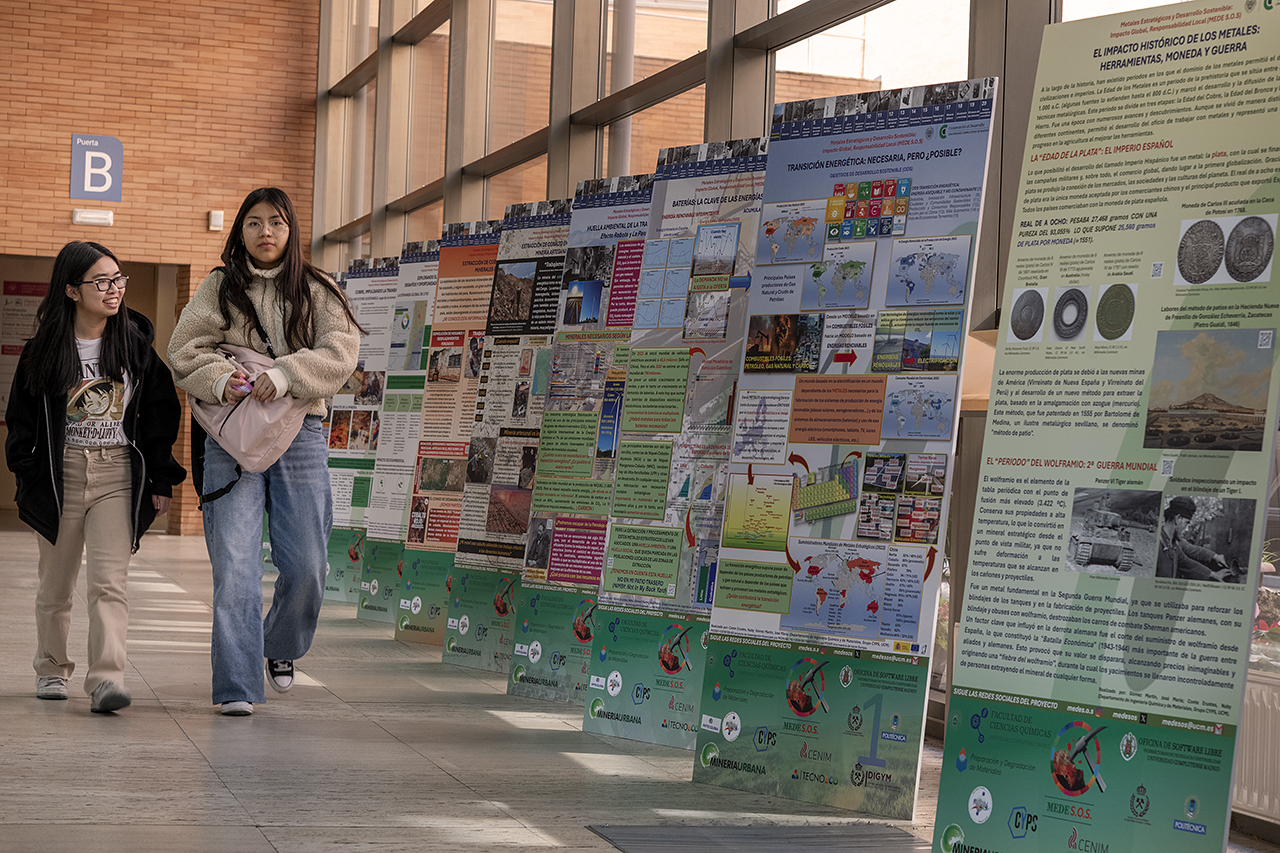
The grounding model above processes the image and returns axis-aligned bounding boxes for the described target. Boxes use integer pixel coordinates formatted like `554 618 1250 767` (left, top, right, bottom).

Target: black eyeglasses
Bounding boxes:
74 275 129 292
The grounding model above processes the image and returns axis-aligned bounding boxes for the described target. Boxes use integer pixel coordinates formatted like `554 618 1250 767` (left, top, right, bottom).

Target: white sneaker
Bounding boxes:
220 701 254 716
36 676 68 700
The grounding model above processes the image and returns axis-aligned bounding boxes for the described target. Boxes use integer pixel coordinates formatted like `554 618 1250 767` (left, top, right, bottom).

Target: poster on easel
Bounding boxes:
444 199 572 671
330 256 399 531
332 242 450 638
322 257 399 618
507 175 656 703
378 241 448 642
323 270 359 603
582 138 768 748
934 5 1277 852
397 221 503 632
692 79 998 818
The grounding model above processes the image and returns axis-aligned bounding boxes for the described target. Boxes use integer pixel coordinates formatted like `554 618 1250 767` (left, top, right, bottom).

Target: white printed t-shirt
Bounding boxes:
66 337 132 447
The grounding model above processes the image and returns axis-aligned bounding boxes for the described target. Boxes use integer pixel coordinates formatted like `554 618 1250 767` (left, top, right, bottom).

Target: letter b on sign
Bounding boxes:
70 134 123 202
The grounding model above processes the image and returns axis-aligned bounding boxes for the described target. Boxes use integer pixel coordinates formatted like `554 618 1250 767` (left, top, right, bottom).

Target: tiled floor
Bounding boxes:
1 522 1277 852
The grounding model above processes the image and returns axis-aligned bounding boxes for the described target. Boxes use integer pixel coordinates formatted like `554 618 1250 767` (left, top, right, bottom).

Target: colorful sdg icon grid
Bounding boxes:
825 178 912 240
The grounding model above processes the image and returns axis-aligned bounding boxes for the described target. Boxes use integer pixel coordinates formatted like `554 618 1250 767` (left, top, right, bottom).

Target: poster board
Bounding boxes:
331 256 399 533
507 176 656 702
582 138 768 748
693 79 998 818
395 222 503 631
934 5 1277 852
444 199 572 670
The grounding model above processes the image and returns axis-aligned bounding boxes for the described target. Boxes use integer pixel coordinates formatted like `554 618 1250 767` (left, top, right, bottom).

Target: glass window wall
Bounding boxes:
343 80 377 224
604 84 705 178
485 155 549 220
489 0 554 153
605 0 708 98
348 0 380 71
409 24 450 191
773 0 969 104
406 201 445 243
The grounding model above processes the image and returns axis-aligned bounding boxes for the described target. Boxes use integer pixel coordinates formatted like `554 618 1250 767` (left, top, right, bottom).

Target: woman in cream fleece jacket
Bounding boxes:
169 187 361 716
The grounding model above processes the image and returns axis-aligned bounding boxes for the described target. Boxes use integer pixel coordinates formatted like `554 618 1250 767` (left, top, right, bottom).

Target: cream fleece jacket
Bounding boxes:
168 264 360 417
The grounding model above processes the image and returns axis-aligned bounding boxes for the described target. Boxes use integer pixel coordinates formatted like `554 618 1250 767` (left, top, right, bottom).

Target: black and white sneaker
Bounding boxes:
90 680 132 713
266 659 294 693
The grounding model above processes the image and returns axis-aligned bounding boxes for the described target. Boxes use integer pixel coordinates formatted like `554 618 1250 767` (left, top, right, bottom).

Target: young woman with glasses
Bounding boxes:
168 188 361 716
5 240 186 713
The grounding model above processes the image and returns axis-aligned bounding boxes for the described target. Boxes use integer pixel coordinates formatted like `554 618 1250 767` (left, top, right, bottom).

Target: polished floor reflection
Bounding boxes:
0 522 1276 852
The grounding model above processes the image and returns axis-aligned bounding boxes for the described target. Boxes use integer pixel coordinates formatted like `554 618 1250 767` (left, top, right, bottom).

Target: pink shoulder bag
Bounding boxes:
189 344 310 476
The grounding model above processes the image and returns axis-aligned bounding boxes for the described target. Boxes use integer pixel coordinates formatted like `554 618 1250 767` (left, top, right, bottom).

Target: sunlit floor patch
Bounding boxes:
563 752 670 778
487 709 582 730
132 603 211 614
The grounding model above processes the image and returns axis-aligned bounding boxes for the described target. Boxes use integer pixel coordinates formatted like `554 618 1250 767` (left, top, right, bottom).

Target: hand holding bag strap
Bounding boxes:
189 344 310 496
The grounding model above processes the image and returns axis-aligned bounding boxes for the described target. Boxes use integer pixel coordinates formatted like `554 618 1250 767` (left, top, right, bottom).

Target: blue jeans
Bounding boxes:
203 416 331 704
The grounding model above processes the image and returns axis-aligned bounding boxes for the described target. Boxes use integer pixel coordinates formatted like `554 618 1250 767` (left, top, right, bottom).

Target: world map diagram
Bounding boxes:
893 251 964 302
807 259 869 306
763 215 822 262
733 394 772 459
887 387 952 436
787 549 882 633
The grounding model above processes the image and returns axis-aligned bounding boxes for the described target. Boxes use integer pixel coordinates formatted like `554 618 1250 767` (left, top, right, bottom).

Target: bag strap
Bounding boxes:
214 266 277 358
247 304 276 359
199 464 242 506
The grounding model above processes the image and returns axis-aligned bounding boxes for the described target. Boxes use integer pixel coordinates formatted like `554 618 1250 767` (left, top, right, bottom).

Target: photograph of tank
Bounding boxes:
1143 328 1273 451
1064 488 1161 577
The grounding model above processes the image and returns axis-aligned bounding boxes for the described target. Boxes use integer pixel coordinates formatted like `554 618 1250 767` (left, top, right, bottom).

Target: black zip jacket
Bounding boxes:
4 309 187 552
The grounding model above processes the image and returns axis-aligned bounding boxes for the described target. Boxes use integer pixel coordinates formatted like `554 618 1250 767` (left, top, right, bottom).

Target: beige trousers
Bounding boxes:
34 445 133 695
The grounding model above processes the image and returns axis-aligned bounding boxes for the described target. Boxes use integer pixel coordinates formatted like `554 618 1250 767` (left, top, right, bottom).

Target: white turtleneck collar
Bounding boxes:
248 260 285 280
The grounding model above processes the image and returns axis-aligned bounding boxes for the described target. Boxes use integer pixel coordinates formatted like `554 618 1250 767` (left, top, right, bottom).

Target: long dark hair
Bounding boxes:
217 187 362 350
24 241 139 396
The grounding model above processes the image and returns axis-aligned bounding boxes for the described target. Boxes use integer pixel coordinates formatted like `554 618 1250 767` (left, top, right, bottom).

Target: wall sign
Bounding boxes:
70 134 123 203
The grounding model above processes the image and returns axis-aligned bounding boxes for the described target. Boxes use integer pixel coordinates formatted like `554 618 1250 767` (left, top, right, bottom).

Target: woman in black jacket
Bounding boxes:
4 241 185 713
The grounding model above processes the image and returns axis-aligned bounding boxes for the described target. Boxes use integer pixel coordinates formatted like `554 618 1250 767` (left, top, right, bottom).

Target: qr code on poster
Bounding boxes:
1161 457 1176 476
1151 262 1164 278
1261 330 1274 349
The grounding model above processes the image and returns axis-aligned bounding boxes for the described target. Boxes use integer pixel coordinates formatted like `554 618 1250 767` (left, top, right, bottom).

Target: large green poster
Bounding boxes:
441 564 520 673
935 4 1278 852
394 549 452 642
508 580 596 701
581 139 770 747
356 537 400 623
506 176 656 703
694 636 929 813
325 526 364 604
584 607 710 746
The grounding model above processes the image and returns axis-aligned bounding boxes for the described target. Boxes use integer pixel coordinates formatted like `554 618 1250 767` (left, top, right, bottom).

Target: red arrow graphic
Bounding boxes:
832 350 858 364
923 545 938 583
786 544 801 575
747 463 754 484
787 452 810 473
